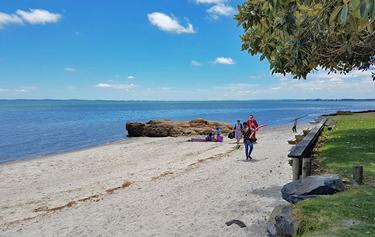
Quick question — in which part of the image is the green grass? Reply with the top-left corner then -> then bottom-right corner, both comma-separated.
295,187 -> 375,237
294,113 -> 375,237
319,113 -> 375,182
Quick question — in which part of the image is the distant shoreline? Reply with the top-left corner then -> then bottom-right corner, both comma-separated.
1,98 -> 375,102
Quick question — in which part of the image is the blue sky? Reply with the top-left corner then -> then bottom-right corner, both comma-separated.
0,0 -> 374,100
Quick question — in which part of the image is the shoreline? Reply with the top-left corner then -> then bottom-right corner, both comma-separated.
4,107 -> 374,166
0,123 -> 295,167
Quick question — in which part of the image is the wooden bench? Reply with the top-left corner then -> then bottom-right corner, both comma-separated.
288,118 -> 327,180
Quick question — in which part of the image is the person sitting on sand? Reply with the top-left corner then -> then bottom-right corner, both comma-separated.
242,122 -> 255,160
234,120 -> 242,144
206,132 -> 214,142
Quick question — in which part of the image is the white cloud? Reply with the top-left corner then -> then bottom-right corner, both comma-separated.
147,12 -> 195,34
191,60 -> 202,66
0,88 -> 27,93
0,12 -> 23,29
195,0 -> 227,4
127,75 -> 135,80
96,83 -> 135,91
213,57 -> 235,65
262,69 -> 375,99
64,67 -> 77,72
194,0 -> 234,20
0,86 -> 35,93
0,9 -> 61,29
16,9 -> 61,24
86,70 -> 374,100
207,4 -> 235,19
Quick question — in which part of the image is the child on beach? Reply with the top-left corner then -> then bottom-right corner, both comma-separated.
242,122 -> 255,160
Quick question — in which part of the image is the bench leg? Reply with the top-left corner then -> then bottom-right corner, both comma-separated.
292,158 -> 301,181
302,158 -> 312,178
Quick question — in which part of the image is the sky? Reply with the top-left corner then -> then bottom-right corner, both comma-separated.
0,0 -> 374,100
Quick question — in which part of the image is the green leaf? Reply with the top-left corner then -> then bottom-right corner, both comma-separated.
330,6 -> 343,27
340,5 -> 349,25
235,0 -> 375,80
360,0 -> 371,18
351,0 -> 361,18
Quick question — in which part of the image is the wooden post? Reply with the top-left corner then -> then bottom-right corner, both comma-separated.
292,158 -> 301,181
302,158 -> 312,178
353,165 -> 364,184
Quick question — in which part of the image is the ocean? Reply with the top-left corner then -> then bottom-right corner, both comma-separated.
0,99 -> 374,163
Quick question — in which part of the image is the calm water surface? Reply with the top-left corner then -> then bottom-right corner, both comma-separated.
0,100 -> 374,163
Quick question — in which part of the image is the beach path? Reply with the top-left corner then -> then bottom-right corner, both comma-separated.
0,126 -> 294,237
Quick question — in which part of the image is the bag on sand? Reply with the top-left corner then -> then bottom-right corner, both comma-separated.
228,131 -> 235,139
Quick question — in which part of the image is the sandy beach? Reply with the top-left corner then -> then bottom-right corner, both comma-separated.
0,125 -> 298,237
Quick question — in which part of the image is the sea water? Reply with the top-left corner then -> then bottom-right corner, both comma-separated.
0,99 -> 374,163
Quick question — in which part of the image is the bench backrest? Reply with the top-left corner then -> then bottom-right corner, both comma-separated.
288,118 -> 327,158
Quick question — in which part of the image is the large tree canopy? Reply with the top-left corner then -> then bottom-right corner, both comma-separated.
235,0 -> 375,79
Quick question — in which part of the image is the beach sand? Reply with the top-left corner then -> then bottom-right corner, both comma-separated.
0,125 -> 300,237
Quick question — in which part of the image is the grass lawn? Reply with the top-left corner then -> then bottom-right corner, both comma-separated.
294,112 -> 375,237
319,112 -> 375,182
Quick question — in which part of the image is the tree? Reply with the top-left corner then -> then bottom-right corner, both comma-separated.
235,0 -> 375,79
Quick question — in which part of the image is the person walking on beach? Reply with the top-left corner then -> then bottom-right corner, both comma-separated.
292,118 -> 298,133
234,120 -> 243,144
246,115 -> 259,140
242,122 -> 254,160
246,114 -> 258,129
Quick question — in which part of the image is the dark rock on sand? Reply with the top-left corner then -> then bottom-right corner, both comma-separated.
125,122 -> 145,137
126,119 -> 233,137
281,175 -> 344,204
225,219 -> 246,228
267,204 -> 296,237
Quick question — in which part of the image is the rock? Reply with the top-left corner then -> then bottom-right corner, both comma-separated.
126,119 -> 233,137
302,129 -> 310,136
267,204 -> 296,237
294,134 -> 305,142
225,219 -> 246,228
125,122 -> 145,137
281,175 -> 344,203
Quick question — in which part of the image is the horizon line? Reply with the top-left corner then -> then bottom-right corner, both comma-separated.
1,98 -> 375,102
